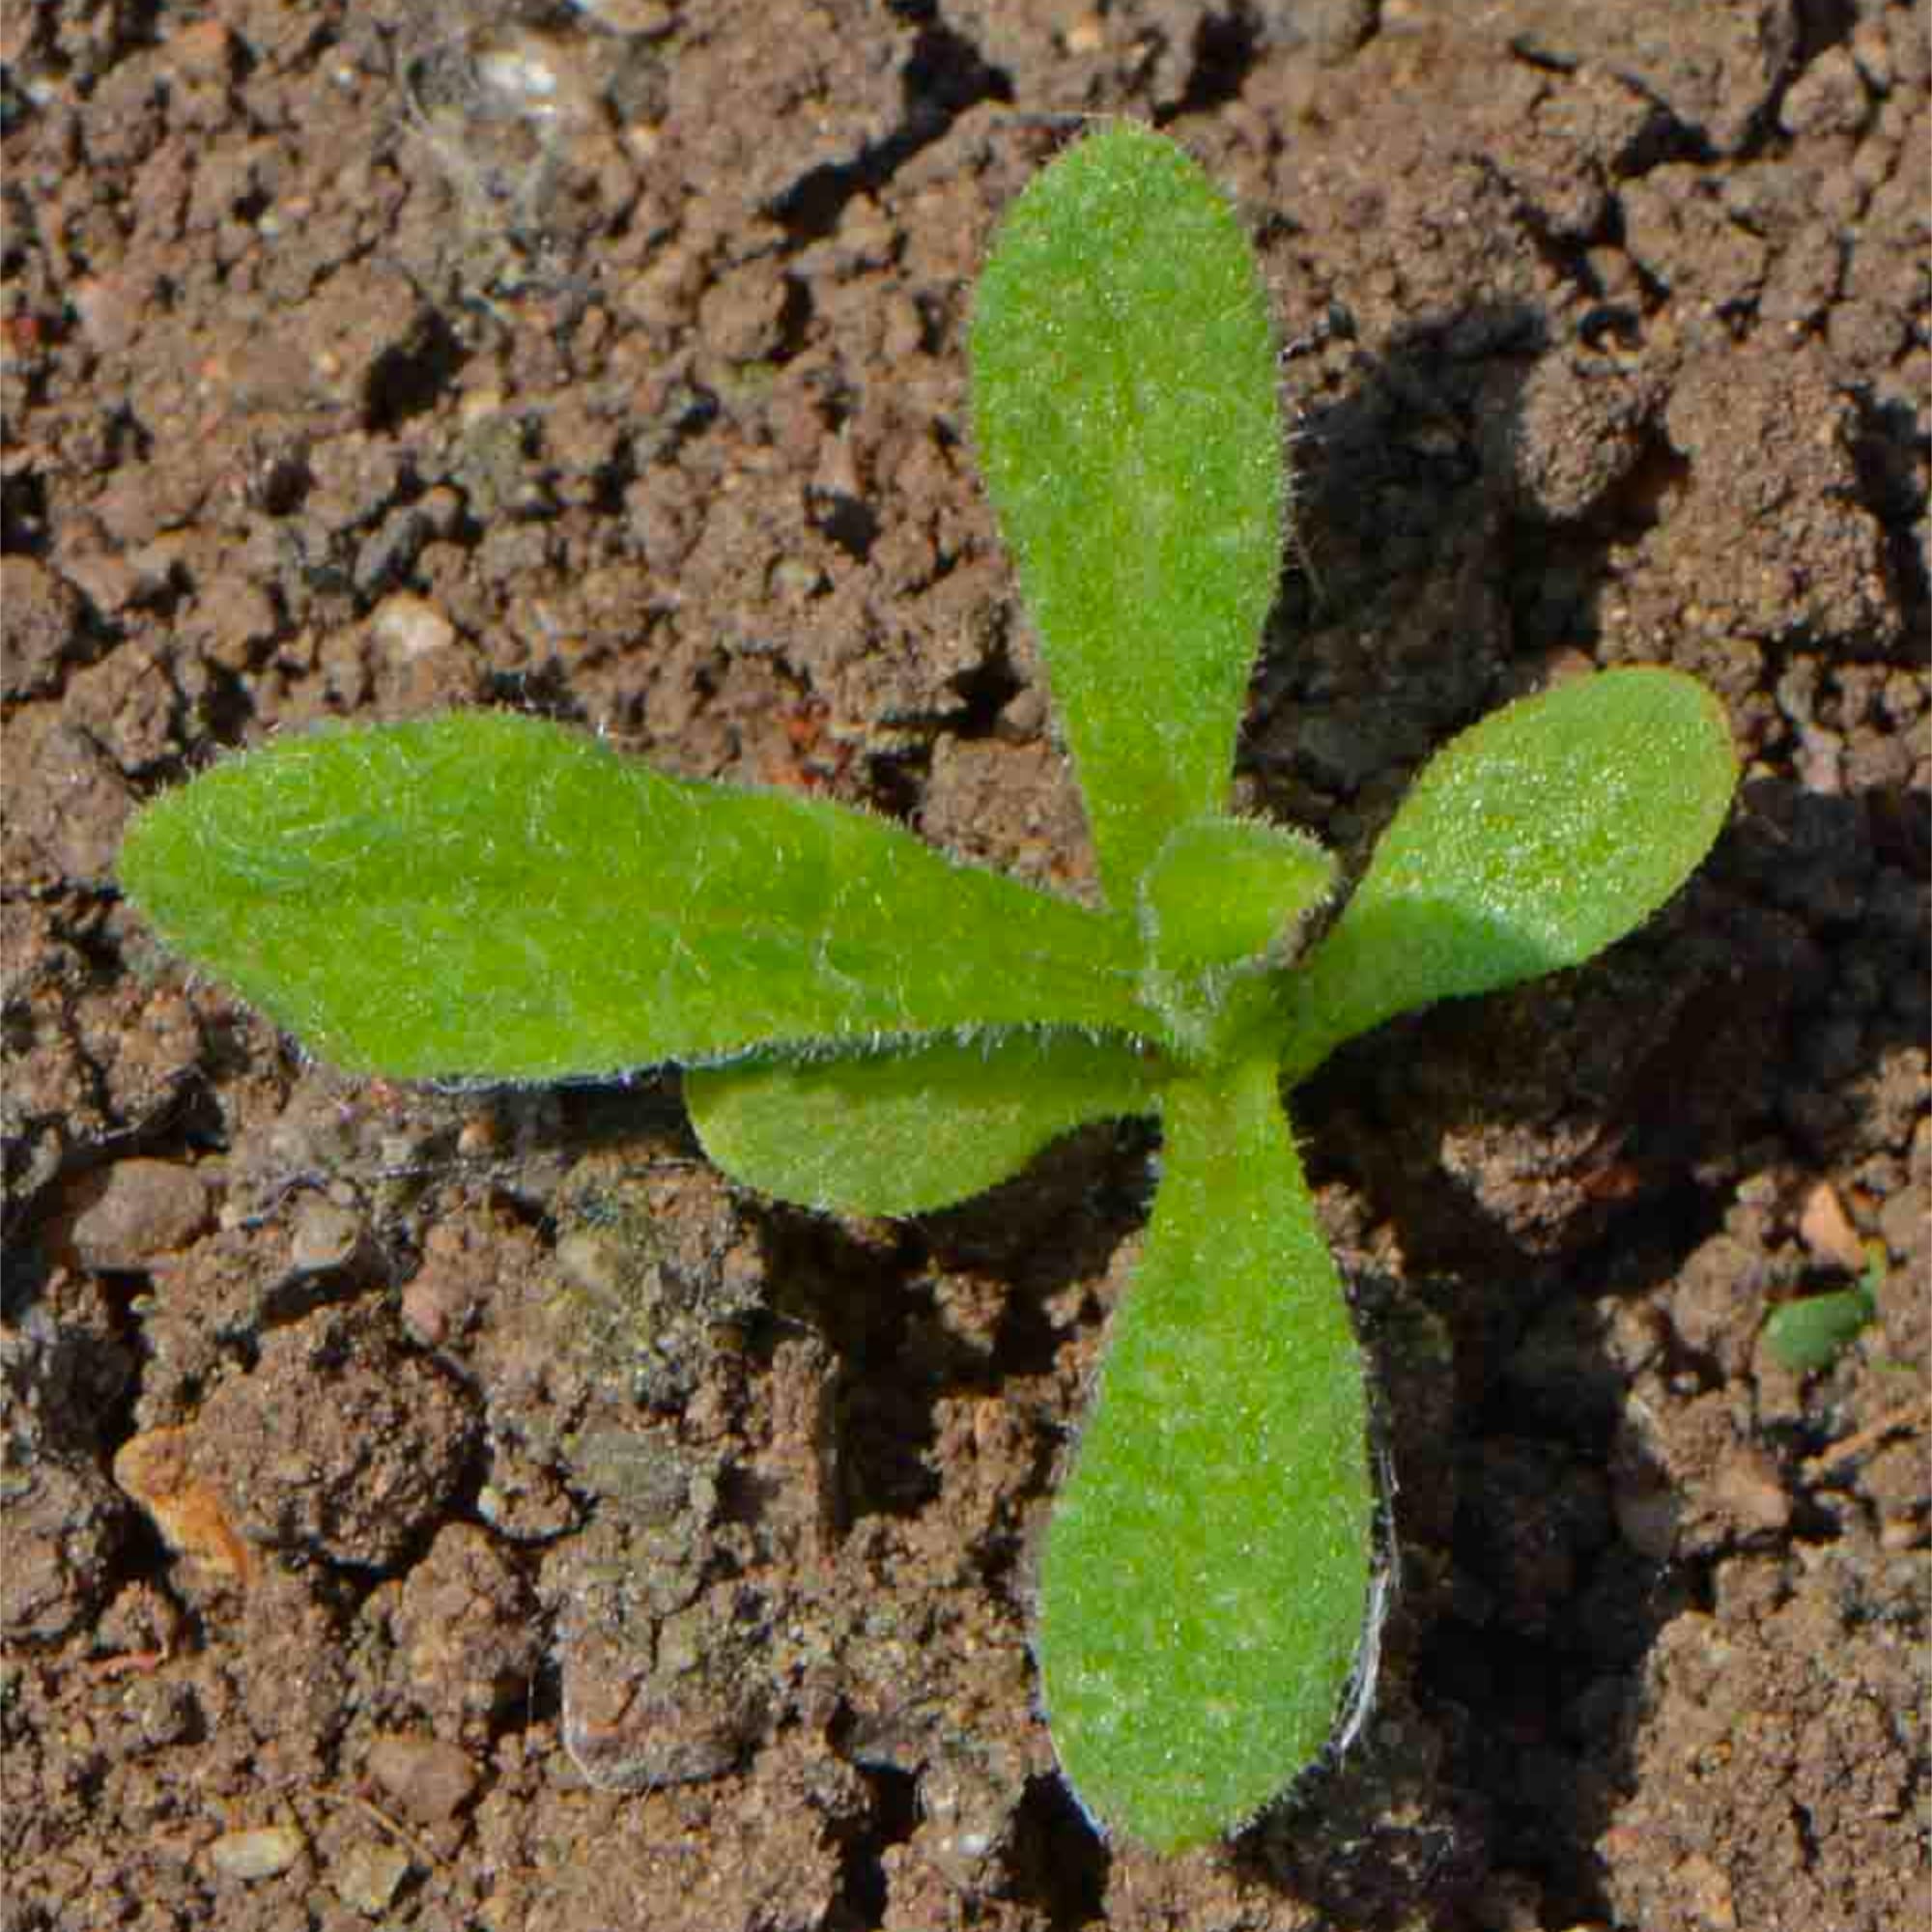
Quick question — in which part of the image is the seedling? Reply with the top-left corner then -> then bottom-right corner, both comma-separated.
119,126 -> 1738,1851
1763,1244 -> 1884,1373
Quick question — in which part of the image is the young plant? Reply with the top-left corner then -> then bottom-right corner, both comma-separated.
1762,1249 -> 1884,1373
119,125 -> 1738,1851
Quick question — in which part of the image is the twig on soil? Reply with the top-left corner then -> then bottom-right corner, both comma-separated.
1803,1394 -> 1929,1481
318,1785 -> 448,1874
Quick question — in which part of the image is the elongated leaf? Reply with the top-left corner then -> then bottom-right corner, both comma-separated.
1037,1060 -> 1375,1851
687,1031 -> 1165,1216
971,125 -> 1285,905
1279,668 -> 1738,1082
119,712 -> 1151,1081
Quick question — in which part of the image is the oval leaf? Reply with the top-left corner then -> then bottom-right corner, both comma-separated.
1762,1286 -> 1876,1373
688,1031 -> 1164,1216
1281,668 -> 1738,1081
971,124 -> 1285,905
119,712 -> 1151,1081
1037,1061 -> 1375,1851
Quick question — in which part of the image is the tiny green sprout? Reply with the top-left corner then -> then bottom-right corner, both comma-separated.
1763,1242 -> 1885,1373
118,125 -> 1739,1851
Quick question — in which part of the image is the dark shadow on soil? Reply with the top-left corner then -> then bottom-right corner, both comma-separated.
754,1117 -> 1159,1529
773,21 -> 1010,245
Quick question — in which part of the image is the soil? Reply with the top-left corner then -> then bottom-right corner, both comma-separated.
2,3 -> 1926,1929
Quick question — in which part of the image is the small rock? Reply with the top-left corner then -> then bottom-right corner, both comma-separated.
112,1427 -> 252,1586
54,548 -> 141,617
330,1838 -> 412,1915
569,0 -> 675,32
697,259 -> 787,363
207,1825 -> 304,1882
288,1196 -> 368,1274
71,1160 -> 212,1270
184,573 -> 280,671
1797,1179 -> 1864,1275
555,1550 -> 764,1790
366,1733 -> 480,1824
1795,724 -> 1844,794
915,1741 -> 1024,1889
1778,45 -> 1871,139
190,1304 -> 475,1567
369,592 -> 457,662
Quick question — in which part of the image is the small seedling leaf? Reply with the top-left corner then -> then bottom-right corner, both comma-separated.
971,124 -> 1285,905
119,712 -> 1151,1080
1280,668 -> 1738,1081
1135,815 -> 1336,1063
1037,1059 -> 1374,1851
1139,814 -> 1335,979
1762,1285 -> 1878,1373
687,1031 -> 1165,1215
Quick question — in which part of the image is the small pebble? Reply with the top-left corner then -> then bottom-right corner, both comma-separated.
112,1428 -> 252,1585
208,1825 -> 304,1882
366,1733 -> 480,1824
1798,1179 -> 1864,1275
289,1196 -> 367,1273
369,592 -> 456,662
330,1838 -> 412,1914
71,1160 -> 211,1269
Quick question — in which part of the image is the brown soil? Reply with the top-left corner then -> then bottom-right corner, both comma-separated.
3,3 -> 1927,1928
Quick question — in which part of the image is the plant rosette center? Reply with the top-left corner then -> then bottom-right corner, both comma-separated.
1131,812 -> 1338,1066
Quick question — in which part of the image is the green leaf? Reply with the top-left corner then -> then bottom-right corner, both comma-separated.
1762,1286 -> 1877,1373
1138,815 -> 1335,980
119,712 -> 1151,1081
687,1031 -> 1166,1216
1037,1059 -> 1375,1851
971,124 -> 1285,906
1135,814 -> 1335,1065
1279,668 -> 1738,1082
